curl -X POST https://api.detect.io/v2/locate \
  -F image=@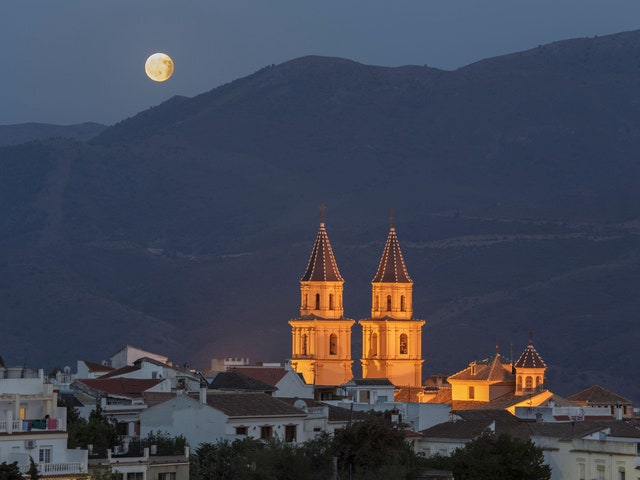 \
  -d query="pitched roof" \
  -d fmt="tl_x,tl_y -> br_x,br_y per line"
203,392 -> 305,417
301,222 -> 343,282
98,365 -> 139,379
567,385 -> 632,406
347,378 -> 395,387
372,227 -> 412,283
230,367 -> 289,387
448,354 -> 514,383
279,398 -> 370,422
514,340 -> 547,369
208,370 -> 277,393
74,378 -> 164,398
82,360 -> 115,373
